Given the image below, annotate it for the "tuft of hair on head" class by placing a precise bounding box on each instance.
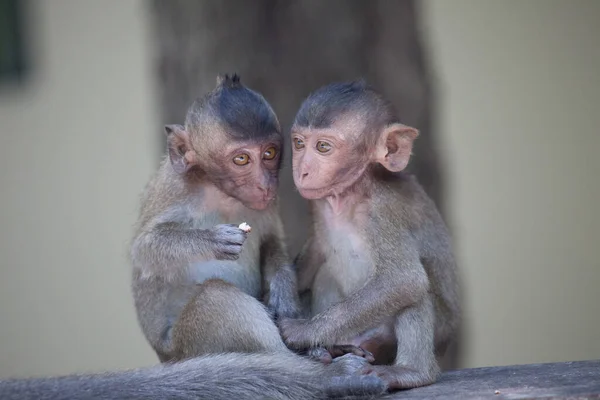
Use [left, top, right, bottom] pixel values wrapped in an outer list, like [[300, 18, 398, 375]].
[[293, 79, 397, 128], [216, 73, 242, 89], [184, 73, 281, 142]]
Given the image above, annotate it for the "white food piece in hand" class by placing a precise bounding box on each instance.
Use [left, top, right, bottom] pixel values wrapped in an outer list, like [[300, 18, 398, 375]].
[[238, 222, 252, 233]]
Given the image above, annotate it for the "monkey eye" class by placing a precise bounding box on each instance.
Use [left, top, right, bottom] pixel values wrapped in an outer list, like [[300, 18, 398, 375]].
[[293, 137, 305, 150], [263, 146, 277, 160], [316, 140, 332, 153], [233, 153, 250, 165]]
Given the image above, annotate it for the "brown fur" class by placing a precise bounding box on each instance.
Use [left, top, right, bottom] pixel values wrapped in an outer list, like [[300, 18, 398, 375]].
[[280, 81, 461, 391]]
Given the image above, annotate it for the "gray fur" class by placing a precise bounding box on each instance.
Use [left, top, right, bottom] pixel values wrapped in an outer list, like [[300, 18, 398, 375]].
[[0, 353, 386, 400]]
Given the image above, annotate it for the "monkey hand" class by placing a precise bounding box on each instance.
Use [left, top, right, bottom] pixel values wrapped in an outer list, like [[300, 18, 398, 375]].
[[208, 224, 248, 260], [265, 267, 301, 320], [278, 318, 315, 349], [266, 291, 301, 321]]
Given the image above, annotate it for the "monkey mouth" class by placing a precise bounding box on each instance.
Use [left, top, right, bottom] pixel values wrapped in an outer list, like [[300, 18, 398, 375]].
[[245, 199, 272, 211], [295, 186, 330, 200], [243, 194, 275, 210]]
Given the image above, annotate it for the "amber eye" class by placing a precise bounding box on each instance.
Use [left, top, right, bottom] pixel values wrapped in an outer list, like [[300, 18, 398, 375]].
[[294, 137, 305, 150], [316, 141, 332, 153], [263, 146, 277, 160], [233, 153, 250, 165]]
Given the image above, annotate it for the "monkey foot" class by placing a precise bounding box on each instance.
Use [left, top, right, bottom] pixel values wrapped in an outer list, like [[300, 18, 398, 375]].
[[362, 365, 435, 390], [309, 345, 375, 365]]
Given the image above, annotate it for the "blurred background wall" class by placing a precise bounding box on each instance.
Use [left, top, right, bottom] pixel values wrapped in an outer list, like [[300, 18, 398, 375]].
[[0, 0, 598, 378]]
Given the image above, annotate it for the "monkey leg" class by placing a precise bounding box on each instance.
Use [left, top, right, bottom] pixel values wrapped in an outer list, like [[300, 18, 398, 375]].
[[363, 296, 440, 390], [171, 278, 290, 360]]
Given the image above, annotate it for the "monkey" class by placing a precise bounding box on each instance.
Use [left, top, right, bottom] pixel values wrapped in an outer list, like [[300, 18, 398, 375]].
[[126, 74, 386, 398], [278, 80, 461, 391], [129, 73, 299, 361]]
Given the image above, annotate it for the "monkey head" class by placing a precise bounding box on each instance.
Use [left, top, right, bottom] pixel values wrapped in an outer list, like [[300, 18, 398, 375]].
[[164, 74, 283, 210], [290, 80, 418, 200]]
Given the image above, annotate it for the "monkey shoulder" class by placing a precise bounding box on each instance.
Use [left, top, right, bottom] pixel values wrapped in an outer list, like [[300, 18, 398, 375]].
[[136, 162, 189, 223], [376, 174, 453, 259], [371, 173, 434, 229]]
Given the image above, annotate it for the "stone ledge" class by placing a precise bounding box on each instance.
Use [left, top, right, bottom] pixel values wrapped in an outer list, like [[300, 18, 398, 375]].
[[383, 359, 600, 399]]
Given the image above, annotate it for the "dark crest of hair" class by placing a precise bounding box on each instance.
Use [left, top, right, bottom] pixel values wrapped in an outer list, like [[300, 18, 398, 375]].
[[186, 73, 280, 140], [216, 73, 242, 89], [293, 79, 399, 133]]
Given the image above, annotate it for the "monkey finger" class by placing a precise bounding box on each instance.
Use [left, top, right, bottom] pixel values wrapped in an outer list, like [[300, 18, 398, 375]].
[[228, 232, 247, 244], [214, 247, 242, 260], [213, 224, 247, 239], [214, 253, 238, 261], [215, 223, 240, 230], [329, 345, 375, 363], [221, 244, 242, 255], [226, 227, 247, 236]]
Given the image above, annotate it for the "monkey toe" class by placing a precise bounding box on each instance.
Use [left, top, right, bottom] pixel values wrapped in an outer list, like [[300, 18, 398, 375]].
[[362, 365, 436, 390], [331, 354, 373, 375], [329, 345, 375, 363]]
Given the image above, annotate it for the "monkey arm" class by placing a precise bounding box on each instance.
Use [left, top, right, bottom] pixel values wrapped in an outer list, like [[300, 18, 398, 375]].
[[295, 237, 326, 292], [314, 271, 428, 344], [260, 218, 301, 319], [281, 235, 429, 348], [130, 221, 218, 281]]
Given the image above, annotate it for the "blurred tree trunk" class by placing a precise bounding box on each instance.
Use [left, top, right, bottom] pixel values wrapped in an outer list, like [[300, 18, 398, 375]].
[[151, 0, 458, 368]]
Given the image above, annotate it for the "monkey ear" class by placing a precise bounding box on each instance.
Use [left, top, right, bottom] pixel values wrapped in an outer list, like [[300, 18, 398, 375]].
[[164, 124, 198, 174], [374, 123, 419, 172]]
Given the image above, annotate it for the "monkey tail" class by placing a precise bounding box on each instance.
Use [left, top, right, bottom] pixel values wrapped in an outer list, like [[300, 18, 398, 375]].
[[154, 352, 387, 400], [0, 352, 387, 400]]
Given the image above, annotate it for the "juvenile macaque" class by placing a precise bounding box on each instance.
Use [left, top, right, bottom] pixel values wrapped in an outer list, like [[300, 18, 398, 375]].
[[125, 74, 385, 398], [279, 80, 461, 390], [130, 73, 299, 361]]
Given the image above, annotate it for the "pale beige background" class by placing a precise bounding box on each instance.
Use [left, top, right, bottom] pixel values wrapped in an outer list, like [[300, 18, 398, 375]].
[[0, 0, 598, 378]]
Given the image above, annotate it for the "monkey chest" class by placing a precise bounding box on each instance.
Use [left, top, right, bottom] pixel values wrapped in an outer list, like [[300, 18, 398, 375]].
[[311, 221, 374, 314]]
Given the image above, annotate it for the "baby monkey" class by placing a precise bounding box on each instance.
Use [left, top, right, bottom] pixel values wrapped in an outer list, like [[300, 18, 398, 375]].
[[128, 75, 385, 399], [280, 80, 461, 390], [130, 73, 299, 361]]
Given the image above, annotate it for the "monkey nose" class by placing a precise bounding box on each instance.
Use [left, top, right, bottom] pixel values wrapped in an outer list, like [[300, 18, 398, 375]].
[[257, 185, 268, 194]]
